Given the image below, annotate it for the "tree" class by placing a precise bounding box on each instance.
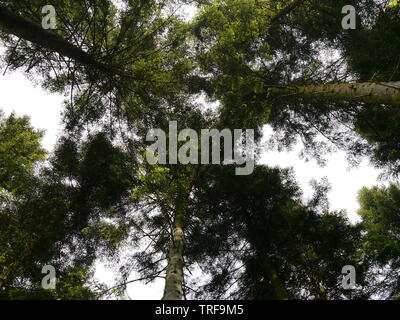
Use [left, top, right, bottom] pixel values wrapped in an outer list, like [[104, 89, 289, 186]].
[[0, 0, 197, 133], [357, 184, 400, 299], [0, 111, 140, 299], [337, 1, 400, 174], [0, 1, 198, 300], [186, 165, 363, 300], [1, 0, 400, 300], [268, 82, 400, 105], [0, 111, 92, 298], [0, 111, 46, 196]]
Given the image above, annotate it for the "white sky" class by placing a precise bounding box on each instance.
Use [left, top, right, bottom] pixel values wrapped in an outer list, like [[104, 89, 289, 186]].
[[0, 72, 65, 149], [0, 69, 387, 299]]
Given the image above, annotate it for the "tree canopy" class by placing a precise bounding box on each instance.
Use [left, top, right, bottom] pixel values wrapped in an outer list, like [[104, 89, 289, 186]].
[[1, 0, 400, 300]]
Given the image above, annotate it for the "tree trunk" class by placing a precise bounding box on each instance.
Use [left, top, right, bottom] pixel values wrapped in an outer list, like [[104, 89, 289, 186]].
[[0, 5, 115, 75], [269, 81, 400, 105], [161, 167, 200, 300], [162, 212, 185, 300], [162, 175, 192, 301]]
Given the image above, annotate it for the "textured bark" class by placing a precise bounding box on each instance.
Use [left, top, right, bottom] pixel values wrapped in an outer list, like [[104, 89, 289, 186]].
[[269, 81, 400, 105], [0, 5, 115, 75], [162, 169, 200, 300], [162, 214, 185, 300]]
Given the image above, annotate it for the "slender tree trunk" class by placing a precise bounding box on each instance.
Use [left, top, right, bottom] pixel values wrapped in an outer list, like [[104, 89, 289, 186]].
[[269, 81, 400, 105], [162, 167, 199, 300], [162, 212, 185, 300], [162, 175, 193, 300]]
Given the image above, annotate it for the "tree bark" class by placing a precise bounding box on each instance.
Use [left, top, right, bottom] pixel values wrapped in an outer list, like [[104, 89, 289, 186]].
[[0, 5, 115, 75], [162, 168, 200, 300], [162, 212, 185, 300], [269, 81, 400, 105]]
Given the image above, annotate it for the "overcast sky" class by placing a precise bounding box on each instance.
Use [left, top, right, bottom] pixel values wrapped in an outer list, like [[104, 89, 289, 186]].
[[0, 68, 387, 299]]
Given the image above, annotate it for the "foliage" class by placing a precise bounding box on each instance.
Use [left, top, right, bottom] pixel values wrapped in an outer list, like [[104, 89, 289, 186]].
[[1, 0, 400, 300]]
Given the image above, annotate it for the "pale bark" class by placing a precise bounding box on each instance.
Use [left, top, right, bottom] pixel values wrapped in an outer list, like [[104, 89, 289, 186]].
[[162, 214, 185, 300], [162, 169, 199, 300], [269, 81, 400, 105]]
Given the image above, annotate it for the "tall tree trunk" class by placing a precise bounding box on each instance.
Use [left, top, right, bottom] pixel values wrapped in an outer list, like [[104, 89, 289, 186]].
[[269, 81, 400, 105], [162, 177, 192, 300], [162, 168, 199, 300], [0, 5, 116, 75], [162, 212, 185, 300]]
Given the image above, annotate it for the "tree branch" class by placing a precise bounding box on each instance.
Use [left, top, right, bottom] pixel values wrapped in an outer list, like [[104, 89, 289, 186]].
[[0, 5, 117, 76]]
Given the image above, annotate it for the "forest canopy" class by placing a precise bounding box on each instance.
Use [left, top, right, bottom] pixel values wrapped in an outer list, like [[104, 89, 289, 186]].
[[0, 0, 399, 300]]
